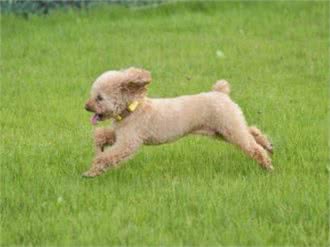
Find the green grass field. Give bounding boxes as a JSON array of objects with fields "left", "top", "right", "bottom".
[{"left": 1, "top": 1, "right": 329, "bottom": 246}]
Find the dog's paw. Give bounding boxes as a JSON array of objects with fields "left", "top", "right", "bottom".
[
  {"left": 266, "top": 143, "right": 274, "bottom": 155},
  {"left": 264, "top": 164, "right": 274, "bottom": 172},
  {"left": 81, "top": 170, "right": 102, "bottom": 178}
]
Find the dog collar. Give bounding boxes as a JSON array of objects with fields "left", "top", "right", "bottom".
[{"left": 114, "top": 100, "right": 140, "bottom": 121}]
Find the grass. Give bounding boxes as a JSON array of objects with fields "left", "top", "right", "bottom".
[{"left": 1, "top": 1, "right": 329, "bottom": 246}]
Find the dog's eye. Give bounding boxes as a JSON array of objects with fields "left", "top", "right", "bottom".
[{"left": 96, "top": 95, "right": 103, "bottom": 101}]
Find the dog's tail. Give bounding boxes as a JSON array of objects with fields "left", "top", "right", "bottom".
[{"left": 212, "top": 80, "right": 230, "bottom": 95}]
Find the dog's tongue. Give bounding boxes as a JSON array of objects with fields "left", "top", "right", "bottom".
[{"left": 90, "top": 114, "right": 100, "bottom": 125}]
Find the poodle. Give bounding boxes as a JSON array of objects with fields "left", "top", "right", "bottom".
[{"left": 83, "top": 67, "right": 273, "bottom": 177}]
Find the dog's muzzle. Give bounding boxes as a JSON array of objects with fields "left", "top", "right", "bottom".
[{"left": 85, "top": 101, "right": 95, "bottom": 112}]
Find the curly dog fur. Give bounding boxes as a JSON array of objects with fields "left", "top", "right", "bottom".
[{"left": 83, "top": 67, "right": 273, "bottom": 177}]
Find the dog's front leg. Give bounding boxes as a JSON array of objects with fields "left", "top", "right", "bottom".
[
  {"left": 82, "top": 139, "right": 142, "bottom": 178},
  {"left": 94, "top": 127, "right": 116, "bottom": 155}
]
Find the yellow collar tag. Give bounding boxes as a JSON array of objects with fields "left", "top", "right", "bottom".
[
  {"left": 114, "top": 101, "right": 139, "bottom": 121},
  {"left": 128, "top": 101, "right": 139, "bottom": 112},
  {"left": 115, "top": 115, "right": 122, "bottom": 121}
]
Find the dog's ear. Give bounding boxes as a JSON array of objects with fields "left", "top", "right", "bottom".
[{"left": 123, "top": 67, "right": 152, "bottom": 91}]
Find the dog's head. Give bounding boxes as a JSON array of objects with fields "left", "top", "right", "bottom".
[{"left": 85, "top": 67, "right": 151, "bottom": 124}]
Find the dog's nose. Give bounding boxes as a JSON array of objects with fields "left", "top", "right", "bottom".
[{"left": 85, "top": 102, "right": 93, "bottom": 112}]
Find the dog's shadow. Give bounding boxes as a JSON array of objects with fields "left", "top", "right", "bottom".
[{"left": 104, "top": 139, "right": 270, "bottom": 183}]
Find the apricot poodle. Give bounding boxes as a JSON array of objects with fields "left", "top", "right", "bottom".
[{"left": 83, "top": 67, "right": 273, "bottom": 177}]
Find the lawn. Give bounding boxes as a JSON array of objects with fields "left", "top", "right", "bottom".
[{"left": 1, "top": 1, "right": 329, "bottom": 246}]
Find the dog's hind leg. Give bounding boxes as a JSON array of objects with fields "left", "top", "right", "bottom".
[
  {"left": 219, "top": 125, "right": 273, "bottom": 171},
  {"left": 249, "top": 126, "right": 273, "bottom": 154},
  {"left": 244, "top": 141, "right": 273, "bottom": 171}
]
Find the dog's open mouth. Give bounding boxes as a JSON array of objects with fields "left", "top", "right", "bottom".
[{"left": 90, "top": 113, "right": 104, "bottom": 125}]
